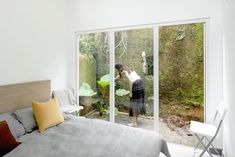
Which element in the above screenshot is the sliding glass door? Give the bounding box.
[159,23,205,146]
[78,32,110,121]
[76,21,206,146]
[114,28,154,130]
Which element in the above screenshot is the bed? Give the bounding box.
[0,80,171,157]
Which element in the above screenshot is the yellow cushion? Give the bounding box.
[32,98,64,133]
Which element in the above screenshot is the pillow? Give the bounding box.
[14,108,37,133]
[0,113,25,138]
[0,121,21,156]
[32,98,64,133]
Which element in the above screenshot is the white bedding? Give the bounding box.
[5,115,171,157]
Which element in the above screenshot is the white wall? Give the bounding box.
[223,0,235,156]
[68,0,223,130]
[0,0,69,90]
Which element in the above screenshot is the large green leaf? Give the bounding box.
[116,89,129,97]
[79,82,97,97]
[97,74,110,87]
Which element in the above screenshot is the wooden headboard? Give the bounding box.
[0,80,51,114]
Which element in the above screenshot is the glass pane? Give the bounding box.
[78,32,110,121]
[114,29,154,130]
[159,23,204,146]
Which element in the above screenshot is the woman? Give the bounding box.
[115,64,146,127]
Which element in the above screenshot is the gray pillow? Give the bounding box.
[14,108,37,133]
[0,113,25,138]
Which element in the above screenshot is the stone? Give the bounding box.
[79,53,97,91]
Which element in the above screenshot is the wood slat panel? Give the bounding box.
[0,80,51,114]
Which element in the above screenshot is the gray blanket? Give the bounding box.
[5,115,171,157]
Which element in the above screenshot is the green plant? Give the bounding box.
[114,88,130,115]
[116,89,129,97]
[79,82,97,97]
[97,74,110,103]
[96,74,110,116]
[97,74,110,87]
[95,101,106,116]
[96,75,126,116]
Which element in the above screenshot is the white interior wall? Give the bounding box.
[68,0,223,138]
[223,0,235,156]
[0,0,69,90]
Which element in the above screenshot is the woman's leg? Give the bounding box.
[136,114,138,124]
[129,108,134,122]
[128,113,138,127]
[134,113,138,125]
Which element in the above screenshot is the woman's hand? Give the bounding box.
[129,92,132,97]
[115,75,120,81]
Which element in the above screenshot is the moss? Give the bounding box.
[79,53,97,91]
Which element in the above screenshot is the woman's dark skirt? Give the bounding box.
[129,79,146,117]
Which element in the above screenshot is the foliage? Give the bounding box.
[95,74,110,116]
[79,82,97,97]
[95,101,106,116]
[97,74,110,102]
[95,74,120,116]
[79,33,110,79]
[116,89,129,97]
[97,74,110,87]
[79,34,96,56]
[146,55,153,75]
[159,23,204,107]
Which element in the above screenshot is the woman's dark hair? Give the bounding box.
[115,64,131,78]
[115,64,124,78]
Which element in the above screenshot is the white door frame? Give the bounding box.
[109,31,115,123]
[75,18,209,131]
[153,27,159,131]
